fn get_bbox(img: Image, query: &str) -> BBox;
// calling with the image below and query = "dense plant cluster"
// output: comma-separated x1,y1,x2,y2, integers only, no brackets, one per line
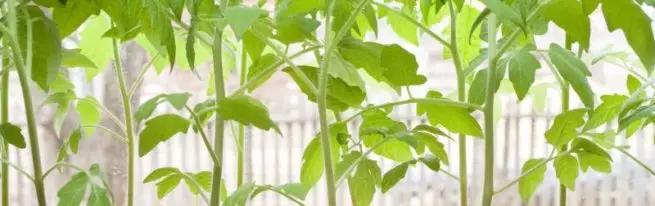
0,0,654,205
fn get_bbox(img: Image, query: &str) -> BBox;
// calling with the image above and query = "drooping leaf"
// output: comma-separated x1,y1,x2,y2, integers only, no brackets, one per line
420,91,483,137
138,114,190,157
543,0,591,50
348,158,380,206
284,66,366,112
57,172,89,206
548,44,594,108
18,6,63,91
223,182,256,206
218,95,280,133
508,48,541,100
0,123,26,149
518,158,547,201
554,154,579,190
381,162,409,193
577,151,612,173
583,95,627,131
544,109,587,147
156,174,183,199
601,0,655,73
61,49,98,69
246,54,279,92
53,0,100,38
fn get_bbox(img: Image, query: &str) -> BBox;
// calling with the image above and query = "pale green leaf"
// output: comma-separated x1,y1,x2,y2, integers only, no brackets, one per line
602,0,655,73
144,167,181,183
156,174,183,199
225,6,267,39
138,114,190,156
518,158,546,201
328,54,366,90
545,109,587,147
53,0,100,38
421,91,483,137
583,95,627,131
348,158,380,206
386,6,418,45
218,95,280,133
548,44,594,108
554,154,579,190
578,151,612,173
76,97,101,135
62,49,98,69
224,182,256,206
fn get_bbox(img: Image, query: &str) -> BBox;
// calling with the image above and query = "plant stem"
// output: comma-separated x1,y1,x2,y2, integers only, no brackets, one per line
317,0,339,205
111,37,136,206
257,186,306,206
371,1,451,48
559,38,572,206
209,1,228,202
447,1,468,205
5,6,46,205
0,158,34,182
335,137,395,186
481,14,498,206
494,149,563,194
185,106,220,165
80,124,127,143
1,47,9,206
237,43,247,187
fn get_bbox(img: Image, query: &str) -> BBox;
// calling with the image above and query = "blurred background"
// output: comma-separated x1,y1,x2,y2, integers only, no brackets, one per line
3,1,655,205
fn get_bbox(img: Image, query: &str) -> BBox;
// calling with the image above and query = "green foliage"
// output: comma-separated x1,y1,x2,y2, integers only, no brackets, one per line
18,6,63,91
554,154,579,190
217,95,280,133
347,158,381,206
144,168,226,199
300,124,341,187
57,164,112,206
138,114,190,156
518,158,546,201
418,91,482,137
76,97,101,135
284,66,366,111
601,0,655,73
508,47,541,100
381,161,410,193
135,93,192,122
545,109,587,147
0,123,26,148
583,95,627,131
543,0,591,50
548,44,595,108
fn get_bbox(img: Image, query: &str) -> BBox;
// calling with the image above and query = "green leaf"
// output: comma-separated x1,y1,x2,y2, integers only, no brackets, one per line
275,16,320,44
380,44,427,86
144,167,181,183
386,6,418,45
601,0,655,73
508,48,541,100
414,132,449,165
134,93,192,121
246,54,279,92
218,95,280,133
140,0,176,69
274,183,310,200
138,114,190,157
300,124,342,186
411,124,451,140
359,110,414,162
619,105,655,131
34,0,65,7
225,6,267,39
468,65,505,106
184,171,211,194
583,95,627,131
284,66,366,112
571,138,612,161
578,151,612,173
61,49,98,69
582,0,600,15
224,182,256,206
444,6,481,67
418,156,440,172
328,54,366,90
545,109,587,147
79,15,112,79
626,75,641,95
277,0,324,16
88,184,111,206
420,91,483,137
18,6,63,91
76,97,101,135
480,0,525,30
156,174,183,199
53,0,100,38
0,123,26,149
348,158,380,206
381,162,409,193
57,172,89,206
68,128,82,154
518,158,547,201
554,154,579,190
548,44,595,108
543,0,590,50
243,30,266,60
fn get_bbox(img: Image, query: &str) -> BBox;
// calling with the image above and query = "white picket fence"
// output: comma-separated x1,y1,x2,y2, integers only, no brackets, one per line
3,90,655,206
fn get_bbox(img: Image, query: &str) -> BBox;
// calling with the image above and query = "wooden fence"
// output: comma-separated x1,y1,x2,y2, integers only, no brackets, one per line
3,92,655,206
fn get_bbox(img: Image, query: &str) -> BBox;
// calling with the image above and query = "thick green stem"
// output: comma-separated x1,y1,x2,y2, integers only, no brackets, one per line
111,37,135,206
209,25,227,206
317,0,339,205
1,46,9,206
447,2,468,205
481,14,497,206
4,6,47,205
237,43,247,187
